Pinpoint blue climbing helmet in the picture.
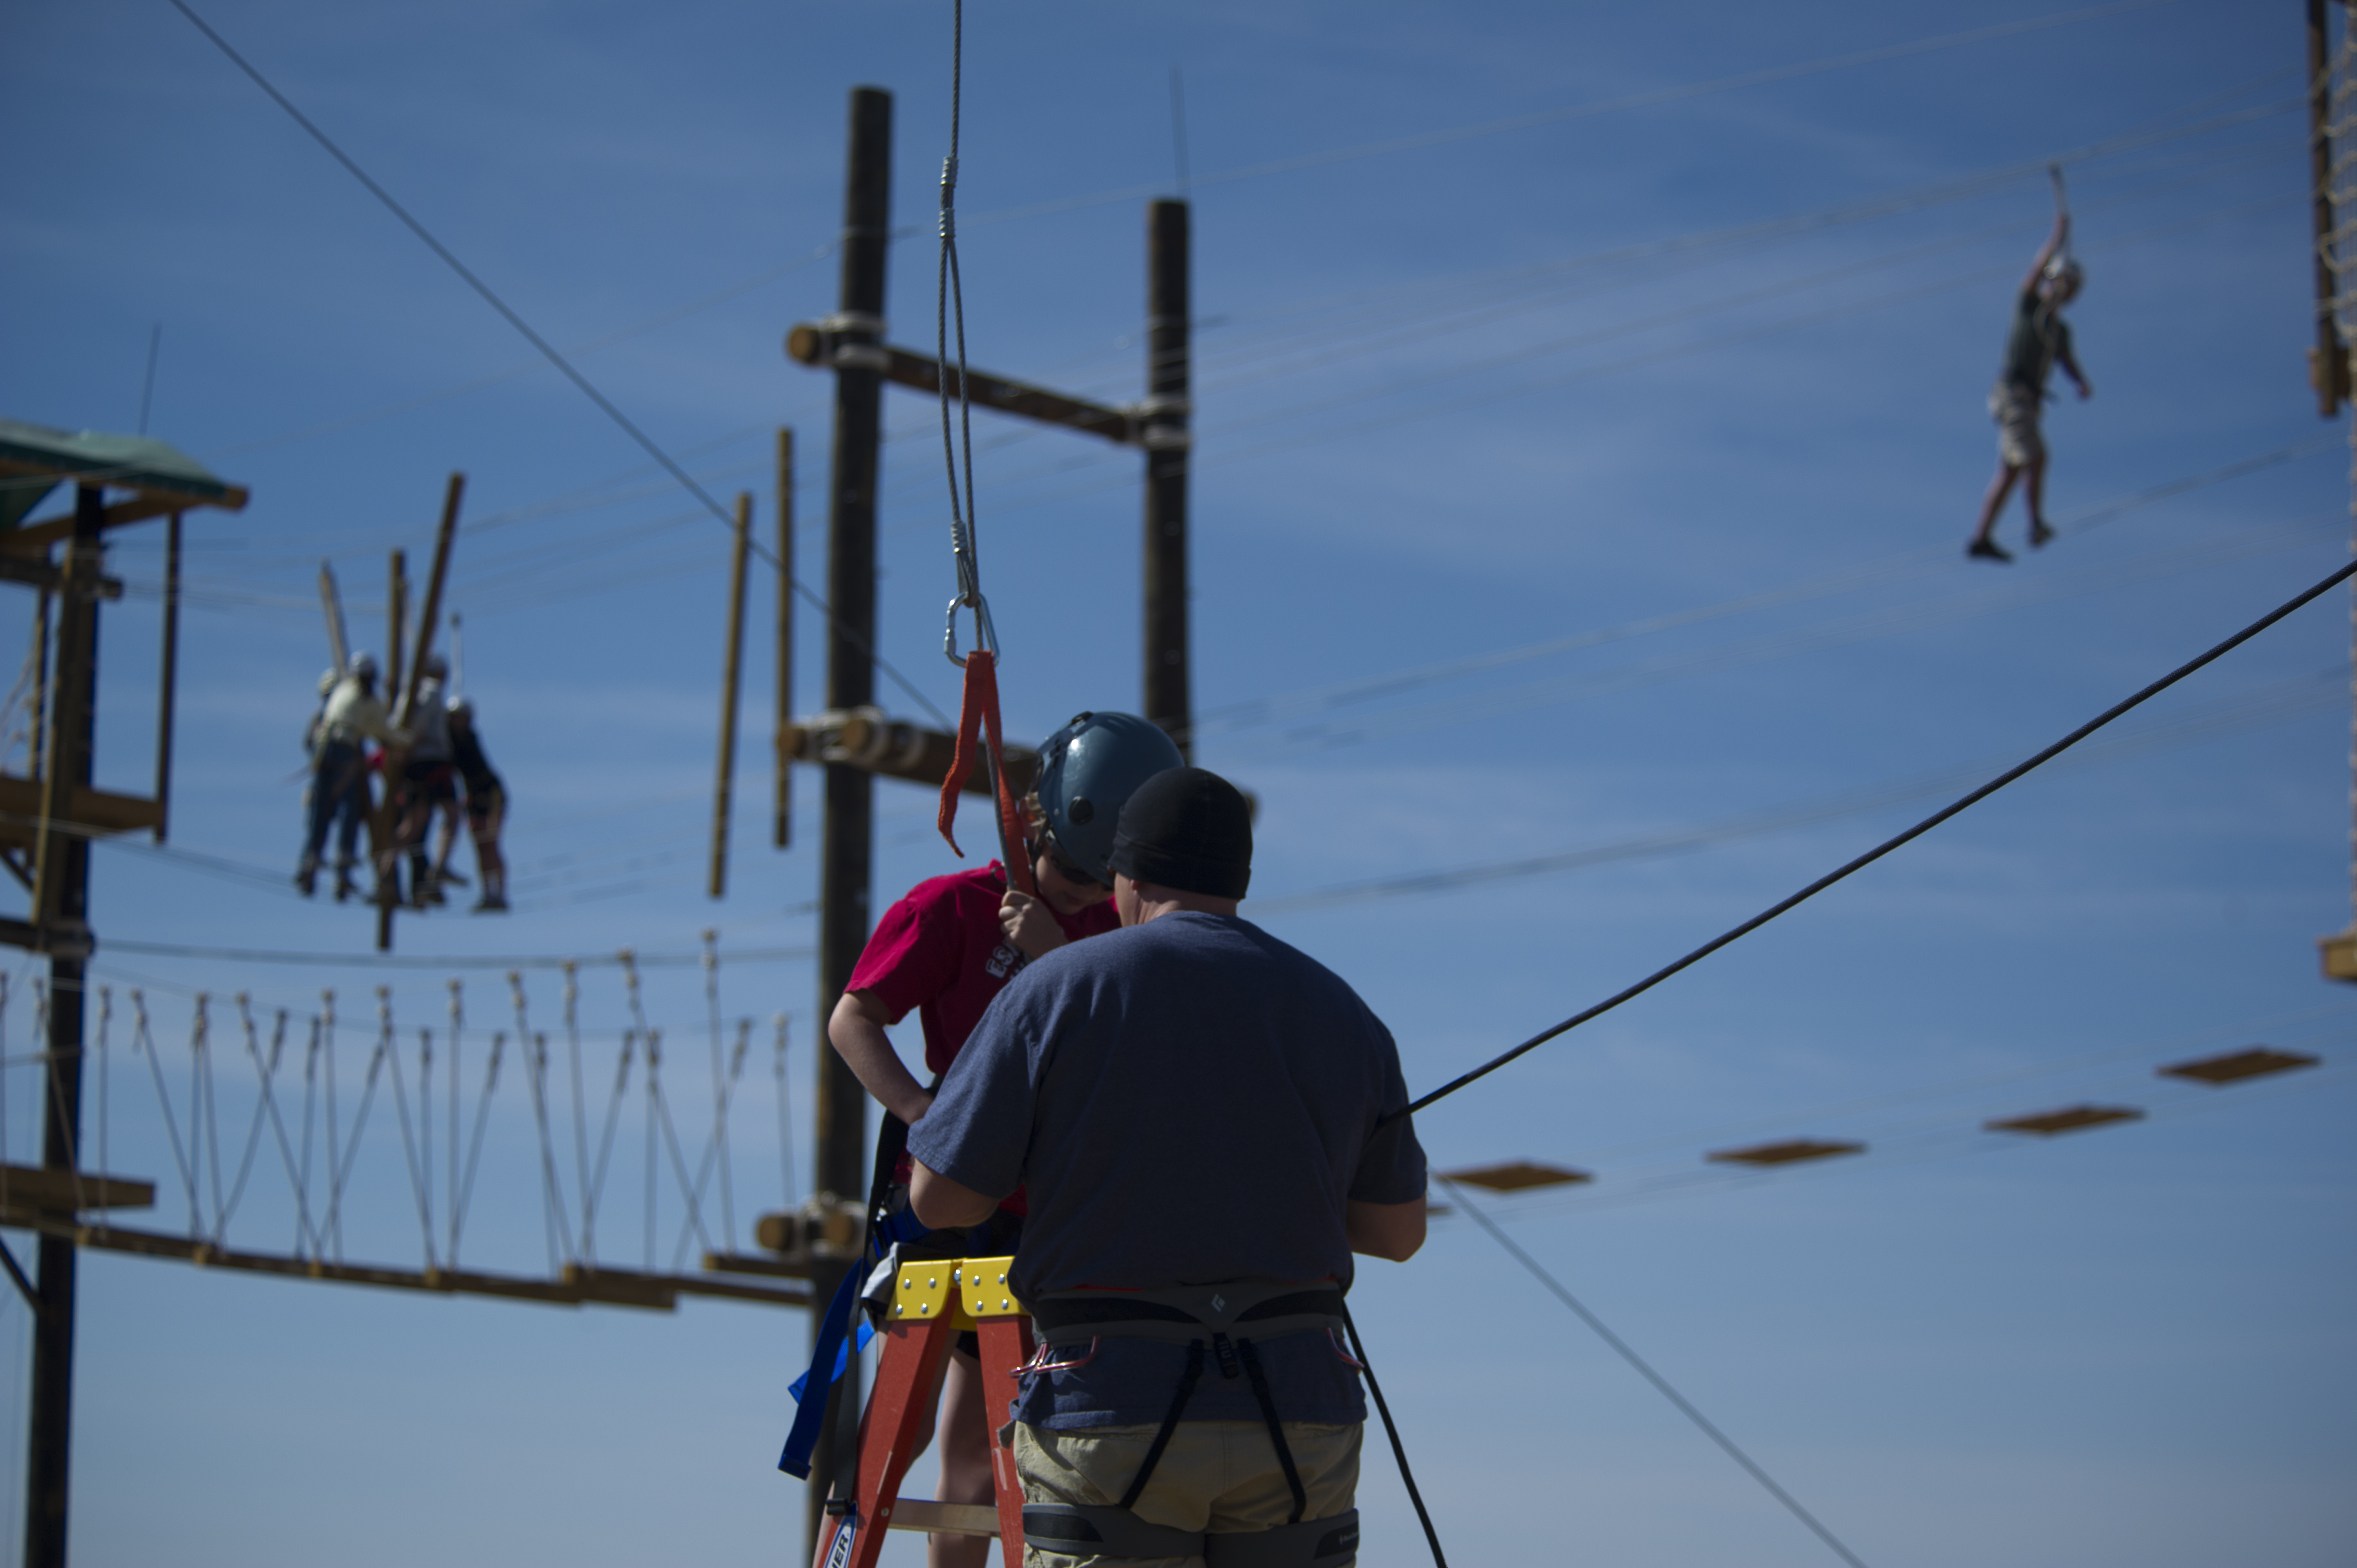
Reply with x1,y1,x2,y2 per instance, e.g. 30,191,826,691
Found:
1033,711,1184,885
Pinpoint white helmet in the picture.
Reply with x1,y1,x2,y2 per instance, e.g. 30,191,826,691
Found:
348,652,379,678
318,669,339,696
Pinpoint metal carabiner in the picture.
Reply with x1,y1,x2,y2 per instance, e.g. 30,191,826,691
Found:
943,593,1000,668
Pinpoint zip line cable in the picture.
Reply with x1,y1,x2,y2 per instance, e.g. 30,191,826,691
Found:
1441,1179,1872,1568
931,0,2190,235
161,0,951,729
1393,557,2357,1122
936,0,994,664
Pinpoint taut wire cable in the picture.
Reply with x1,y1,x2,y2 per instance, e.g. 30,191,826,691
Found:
162,0,951,729
1394,556,2357,1122
1443,1179,1870,1568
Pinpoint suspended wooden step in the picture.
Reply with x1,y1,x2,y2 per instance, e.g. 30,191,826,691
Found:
0,1164,153,1219
1707,1138,1864,1167
2158,1046,2319,1085
1440,1159,1591,1192
1985,1104,2143,1137
0,774,162,852
2317,928,2357,983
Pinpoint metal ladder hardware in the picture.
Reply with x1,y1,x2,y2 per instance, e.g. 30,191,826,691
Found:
814,1254,1032,1568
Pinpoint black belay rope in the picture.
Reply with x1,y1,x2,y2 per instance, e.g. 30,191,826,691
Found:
1392,555,2357,1124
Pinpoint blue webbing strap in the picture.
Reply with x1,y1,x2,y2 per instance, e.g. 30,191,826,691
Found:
776,1206,936,1479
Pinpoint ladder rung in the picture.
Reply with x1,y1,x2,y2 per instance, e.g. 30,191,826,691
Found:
882,1499,1000,1538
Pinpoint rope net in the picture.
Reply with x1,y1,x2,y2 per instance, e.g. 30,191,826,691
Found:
2,944,819,1310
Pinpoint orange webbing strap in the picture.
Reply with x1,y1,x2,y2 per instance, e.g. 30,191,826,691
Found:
936,649,1037,899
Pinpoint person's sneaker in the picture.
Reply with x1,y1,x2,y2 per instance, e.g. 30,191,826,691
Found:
294,864,318,898
472,894,509,914
334,874,358,904
1967,538,2013,563
2029,517,2056,550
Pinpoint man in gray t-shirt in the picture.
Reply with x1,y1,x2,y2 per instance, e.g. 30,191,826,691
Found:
909,766,1425,1566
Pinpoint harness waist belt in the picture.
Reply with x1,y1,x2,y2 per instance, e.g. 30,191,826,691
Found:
1031,1283,1346,1347
1022,1506,1358,1567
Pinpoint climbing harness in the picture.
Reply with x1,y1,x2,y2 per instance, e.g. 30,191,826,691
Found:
809,1257,1395,1568
1019,1282,1362,1565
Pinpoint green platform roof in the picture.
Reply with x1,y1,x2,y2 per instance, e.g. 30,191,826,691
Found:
0,417,245,532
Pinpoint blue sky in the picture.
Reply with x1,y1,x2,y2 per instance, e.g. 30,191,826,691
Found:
4,1,2353,1564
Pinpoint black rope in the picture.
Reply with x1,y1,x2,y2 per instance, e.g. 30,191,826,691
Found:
1336,1298,1448,1568
1393,556,2357,1123
162,0,951,730
1444,1179,1870,1568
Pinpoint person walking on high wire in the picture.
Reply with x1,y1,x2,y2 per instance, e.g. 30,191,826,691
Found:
1967,180,2091,563
826,711,1183,1568
908,764,1427,1567
297,653,404,901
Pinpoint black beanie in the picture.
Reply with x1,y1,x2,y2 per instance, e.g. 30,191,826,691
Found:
1108,766,1253,899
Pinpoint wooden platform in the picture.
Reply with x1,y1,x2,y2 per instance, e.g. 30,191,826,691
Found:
0,774,162,850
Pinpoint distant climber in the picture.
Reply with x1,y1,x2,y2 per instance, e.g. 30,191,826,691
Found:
393,654,462,907
297,654,404,901
1967,187,2091,563
442,697,508,913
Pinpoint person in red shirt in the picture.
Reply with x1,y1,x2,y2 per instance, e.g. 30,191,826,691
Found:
826,711,1183,1568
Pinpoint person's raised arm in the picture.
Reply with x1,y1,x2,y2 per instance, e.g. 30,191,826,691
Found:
2022,210,2069,296
827,989,933,1126
1347,1196,1427,1262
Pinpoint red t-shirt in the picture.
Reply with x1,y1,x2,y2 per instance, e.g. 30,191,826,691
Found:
847,862,1119,1076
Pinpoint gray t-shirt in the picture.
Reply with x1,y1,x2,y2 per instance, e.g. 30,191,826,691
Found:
907,911,1426,1427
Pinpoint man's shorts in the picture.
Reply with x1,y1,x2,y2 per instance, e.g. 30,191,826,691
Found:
1989,383,2045,468
402,759,458,805
1013,1420,1361,1568
465,783,505,839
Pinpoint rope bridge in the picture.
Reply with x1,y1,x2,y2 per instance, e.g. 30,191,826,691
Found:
1,941,838,1315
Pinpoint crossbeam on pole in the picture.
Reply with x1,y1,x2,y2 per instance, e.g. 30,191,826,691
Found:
787,326,1137,446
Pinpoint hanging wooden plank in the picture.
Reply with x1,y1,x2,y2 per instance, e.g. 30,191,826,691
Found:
1440,1160,1591,1192
1984,1105,2144,1137
1706,1138,1864,1167
2160,1046,2320,1085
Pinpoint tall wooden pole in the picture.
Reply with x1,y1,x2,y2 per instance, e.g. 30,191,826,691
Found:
809,83,891,1554
153,513,181,843
1143,199,1192,758
374,550,409,951
399,474,465,724
24,485,102,1568
774,429,795,850
2311,0,2345,417
711,492,753,899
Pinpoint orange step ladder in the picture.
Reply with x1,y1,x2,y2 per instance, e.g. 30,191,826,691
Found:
816,1254,1035,1568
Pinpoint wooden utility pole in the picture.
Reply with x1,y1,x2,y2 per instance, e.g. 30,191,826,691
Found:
24,486,102,1568
2310,0,2348,416
774,429,795,849
1142,199,1192,757
152,514,181,843
711,492,753,898
809,82,891,1553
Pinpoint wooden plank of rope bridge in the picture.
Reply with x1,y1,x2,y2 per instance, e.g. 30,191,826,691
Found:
668,1274,814,1309
1440,1159,1590,1192
1706,1138,1865,1168
0,1165,152,1214
702,1249,817,1280
561,1263,680,1310
1984,1105,2144,1137
884,1500,999,1538
2159,1046,2320,1085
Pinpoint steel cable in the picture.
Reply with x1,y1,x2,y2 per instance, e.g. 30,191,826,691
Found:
1393,557,2357,1122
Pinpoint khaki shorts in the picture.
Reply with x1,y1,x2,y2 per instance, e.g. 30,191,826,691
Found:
1013,1419,1361,1568
1989,384,2045,468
